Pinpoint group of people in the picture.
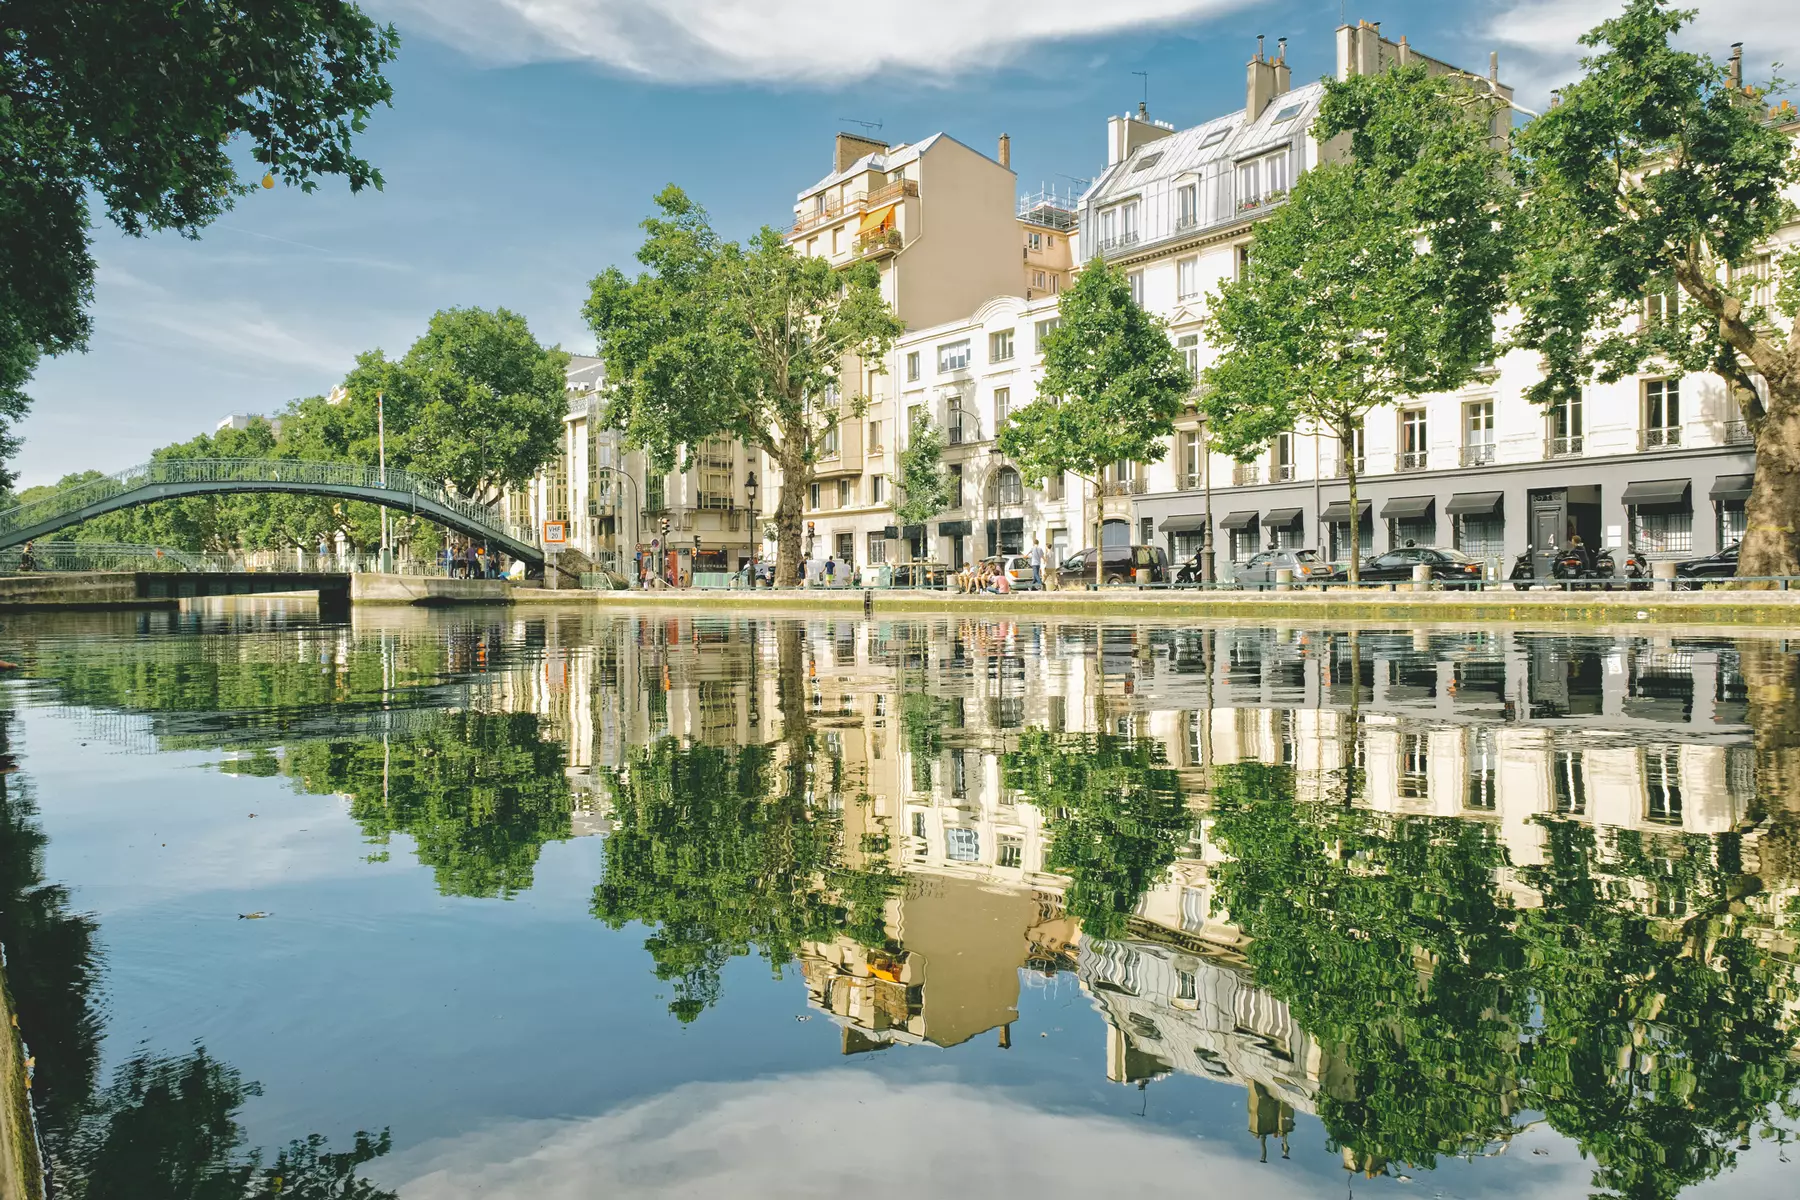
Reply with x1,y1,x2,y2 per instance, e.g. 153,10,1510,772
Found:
954,560,1013,594
441,543,503,578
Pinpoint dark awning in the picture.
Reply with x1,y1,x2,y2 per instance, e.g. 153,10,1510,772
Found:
1621,479,1691,507
1445,491,1503,516
938,520,972,536
1219,510,1260,530
1159,513,1210,532
1709,474,1754,502
999,516,1024,534
1320,499,1372,522
902,524,926,540
1263,507,1303,527
1381,495,1435,520
881,525,900,539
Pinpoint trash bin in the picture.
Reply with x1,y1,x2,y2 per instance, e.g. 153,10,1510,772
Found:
1134,568,1152,587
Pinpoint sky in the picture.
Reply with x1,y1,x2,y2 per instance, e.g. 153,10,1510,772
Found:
15,0,1794,487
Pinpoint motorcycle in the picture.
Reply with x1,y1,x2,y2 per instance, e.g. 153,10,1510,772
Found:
1174,558,1202,586
1509,545,1647,590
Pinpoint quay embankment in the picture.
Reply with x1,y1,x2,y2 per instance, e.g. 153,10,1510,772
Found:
0,957,43,1200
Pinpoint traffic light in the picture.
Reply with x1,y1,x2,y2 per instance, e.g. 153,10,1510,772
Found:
660,516,670,538
807,521,815,537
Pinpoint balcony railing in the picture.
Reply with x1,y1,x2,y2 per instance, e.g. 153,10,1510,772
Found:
1723,419,1754,445
1321,458,1365,480
1271,463,1296,482
1094,231,1142,255
1232,464,1261,487
790,178,919,237
1102,479,1147,497
1639,426,1681,451
1545,435,1584,459
1396,450,1429,472
1460,442,1496,467
855,227,903,256
1177,472,1204,491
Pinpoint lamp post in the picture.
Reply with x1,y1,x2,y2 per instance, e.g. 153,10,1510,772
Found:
1200,418,1216,585
377,389,392,573
744,470,760,586
593,465,640,581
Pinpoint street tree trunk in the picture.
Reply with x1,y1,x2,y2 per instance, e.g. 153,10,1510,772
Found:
773,455,806,588
1740,383,1800,582
1345,452,1362,585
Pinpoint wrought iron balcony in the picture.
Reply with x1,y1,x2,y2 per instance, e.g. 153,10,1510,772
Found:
1460,442,1496,467
1638,426,1682,451
1231,464,1261,486
1544,435,1584,459
1271,463,1297,482
1176,472,1204,491
1396,450,1429,473
1723,419,1754,445
1321,457,1365,481
1102,479,1147,497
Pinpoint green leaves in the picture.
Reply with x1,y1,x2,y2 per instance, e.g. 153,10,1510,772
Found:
998,260,1189,487
893,412,950,526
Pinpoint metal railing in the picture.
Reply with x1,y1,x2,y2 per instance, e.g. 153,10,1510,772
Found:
0,458,538,551
1545,435,1584,459
1396,450,1429,472
1232,464,1261,486
790,178,918,236
0,541,441,576
1321,458,1365,481
1461,443,1496,467
1639,426,1682,450
1723,420,1754,445
1271,463,1297,482
1102,479,1147,497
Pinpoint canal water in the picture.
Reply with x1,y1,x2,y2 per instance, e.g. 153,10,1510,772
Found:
1,604,1796,1198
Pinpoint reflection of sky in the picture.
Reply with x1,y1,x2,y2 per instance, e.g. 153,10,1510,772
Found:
9,620,1799,1200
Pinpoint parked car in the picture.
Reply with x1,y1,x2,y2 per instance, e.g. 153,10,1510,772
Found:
1332,546,1486,588
889,561,950,589
1058,545,1170,587
977,554,1045,591
1675,542,1739,586
1229,548,1332,590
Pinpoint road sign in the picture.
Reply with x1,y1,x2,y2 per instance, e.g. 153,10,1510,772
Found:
542,520,567,544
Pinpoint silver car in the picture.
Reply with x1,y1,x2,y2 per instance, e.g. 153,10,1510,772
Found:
1233,548,1331,590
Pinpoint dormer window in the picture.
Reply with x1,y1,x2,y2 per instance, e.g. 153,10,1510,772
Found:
1199,126,1230,150
1132,151,1164,173
1271,101,1303,124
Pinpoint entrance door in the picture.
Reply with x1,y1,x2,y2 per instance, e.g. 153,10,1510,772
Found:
1530,493,1566,578
949,537,965,570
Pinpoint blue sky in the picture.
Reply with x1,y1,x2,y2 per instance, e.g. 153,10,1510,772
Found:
16,0,1788,486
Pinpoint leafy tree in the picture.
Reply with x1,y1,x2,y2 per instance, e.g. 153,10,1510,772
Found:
998,260,1190,559
1001,728,1191,939
1202,66,1516,578
287,712,573,899
585,186,904,586
343,307,569,505
0,1,399,490
1511,0,1800,578
893,412,951,530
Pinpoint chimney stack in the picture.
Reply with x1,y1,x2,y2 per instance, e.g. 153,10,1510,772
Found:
1275,37,1291,93
1247,33,1284,120
834,131,888,173
998,133,1011,169
1729,42,1744,89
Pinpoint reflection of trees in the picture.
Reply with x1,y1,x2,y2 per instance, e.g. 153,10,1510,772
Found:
1206,763,1800,1195
287,711,573,899
593,738,892,1023
60,1048,394,1200
1002,730,1191,940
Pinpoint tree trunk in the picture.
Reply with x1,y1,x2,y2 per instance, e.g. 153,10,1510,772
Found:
1346,459,1362,584
773,458,805,588
1743,638,1800,885
1740,382,1800,582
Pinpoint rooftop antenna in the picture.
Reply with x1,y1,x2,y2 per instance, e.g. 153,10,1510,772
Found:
838,117,883,133
1132,70,1149,115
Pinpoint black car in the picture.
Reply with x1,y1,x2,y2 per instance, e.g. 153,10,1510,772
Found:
1058,545,1170,587
1331,546,1486,587
1675,542,1739,585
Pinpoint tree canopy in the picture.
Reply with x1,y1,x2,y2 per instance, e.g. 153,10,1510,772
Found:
1201,65,1517,577
893,411,951,528
585,186,903,585
997,260,1190,553
1510,0,1800,577
0,0,400,490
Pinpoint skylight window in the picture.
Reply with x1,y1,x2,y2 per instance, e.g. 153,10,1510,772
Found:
1271,102,1304,124
1132,151,1164,173
1198,126,1230,150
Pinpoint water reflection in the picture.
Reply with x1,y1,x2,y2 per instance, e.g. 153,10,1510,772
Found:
3,608,1797,1196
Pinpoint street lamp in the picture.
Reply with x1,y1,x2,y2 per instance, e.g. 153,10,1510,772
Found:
744,471,760,586
376,389,392,573
1200,417,1216,585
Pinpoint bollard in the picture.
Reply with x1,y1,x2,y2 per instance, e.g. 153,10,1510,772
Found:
1274,567,1294,592
1653,559,1677,593
1411,562,1433,593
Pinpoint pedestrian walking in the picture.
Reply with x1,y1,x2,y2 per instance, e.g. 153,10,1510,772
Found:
825,555,837,587
1028,538,1044,588
463,543,477,578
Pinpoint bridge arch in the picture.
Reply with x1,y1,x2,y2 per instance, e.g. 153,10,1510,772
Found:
0,459,542,565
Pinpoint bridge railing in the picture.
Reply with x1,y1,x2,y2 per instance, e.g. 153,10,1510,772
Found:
0,459,538,549
0,542,223,573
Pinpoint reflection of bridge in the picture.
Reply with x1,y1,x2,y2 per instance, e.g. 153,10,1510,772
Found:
0,459,542,565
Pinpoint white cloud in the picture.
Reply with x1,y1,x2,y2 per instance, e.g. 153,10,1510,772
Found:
96,265,361,374
379,1070,1353,1199
373,0,1247,85
1486,0,1799,102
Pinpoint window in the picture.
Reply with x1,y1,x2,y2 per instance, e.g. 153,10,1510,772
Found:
1035,317,1060,351
1552,749,1586,815
808,481,821,509
867,531,887,563
906,403,923,435
1199,125,1230,149
1399,408,1428,470
1178,430,1203,489
1098,205,1116,247
1635,506,1693,554
1031,270,1047,290
1718,500,1746,546
949,465,964,508
1180,888,1207,932
1273,431,1295,481
1463,400,1495,465
1400,733,1429,799
1548,394,1583,456
1047,473,1064,502
1027,230,1043,252
1131,151,1163,173
906,351,920,382
997,467,1023,506
945,827,980,862
948,402,970,445
938,339,971,372
645,473,665,513
1735,254,1776,311
1271,101,1304,123
910,810,926,839
1177,183,1198,229
1230,524,1259,563
998,837,1023,869
1235,243,1251,281
1466,732,1497,811
831,226,842,255
994,387,1011,428
989,329,1014,362
821,423,839,458
1128,270,1144,306
1236,159,1261,209
1456,516,1504,557
1392,514,1435,547
1645,749,1683,824
838,479,851,508
870,474,885,504
1264,151,1289,198
1644,280,1679,325
806,236,818,255
1643,377,1681,447
1176,332,1200,380
868,420,883,453
1177,256,1199,299
1120,200,1139,244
